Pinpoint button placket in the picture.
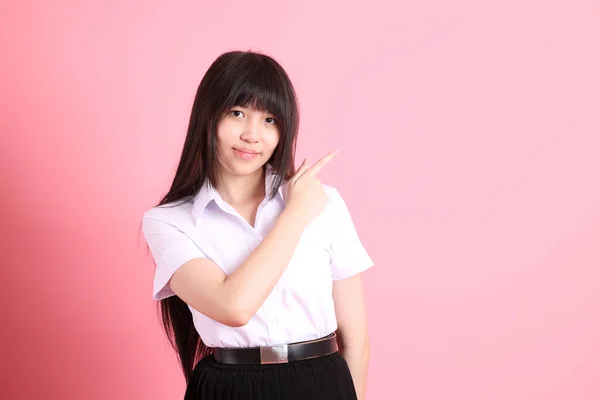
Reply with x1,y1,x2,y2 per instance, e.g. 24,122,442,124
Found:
268,317,284,343
248,229,262,248
261,295,274,345
263,289,285,345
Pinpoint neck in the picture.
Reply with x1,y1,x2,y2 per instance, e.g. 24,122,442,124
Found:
216,166,266,206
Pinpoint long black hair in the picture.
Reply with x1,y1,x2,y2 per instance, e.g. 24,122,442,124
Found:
144,50,299,382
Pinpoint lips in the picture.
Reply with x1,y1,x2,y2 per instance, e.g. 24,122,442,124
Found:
233,148,259,154
233,148,261,160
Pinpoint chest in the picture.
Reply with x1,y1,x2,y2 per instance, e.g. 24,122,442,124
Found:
190,200,334,290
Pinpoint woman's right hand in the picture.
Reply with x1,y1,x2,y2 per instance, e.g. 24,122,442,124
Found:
283,150,339,228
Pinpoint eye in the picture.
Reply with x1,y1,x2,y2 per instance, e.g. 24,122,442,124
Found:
265,117,277,125
230,110,244,118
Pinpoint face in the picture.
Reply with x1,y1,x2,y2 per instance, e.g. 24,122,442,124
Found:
215,104,280,178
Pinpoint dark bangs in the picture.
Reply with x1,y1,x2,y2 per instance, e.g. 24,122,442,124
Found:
214,52,296,130
224,61,289,117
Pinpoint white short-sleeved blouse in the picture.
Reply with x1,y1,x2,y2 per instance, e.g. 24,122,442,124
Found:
142,167,374,348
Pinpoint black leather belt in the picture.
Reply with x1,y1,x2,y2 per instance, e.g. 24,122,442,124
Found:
212,332,338,364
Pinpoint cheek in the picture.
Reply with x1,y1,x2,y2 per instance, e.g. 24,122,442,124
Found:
266,129,281,151
215,123,225,142
215,122,234,146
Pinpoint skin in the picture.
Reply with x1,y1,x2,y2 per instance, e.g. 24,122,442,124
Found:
169,104,370,399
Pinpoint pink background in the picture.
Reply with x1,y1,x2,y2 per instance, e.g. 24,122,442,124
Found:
2,1,599,399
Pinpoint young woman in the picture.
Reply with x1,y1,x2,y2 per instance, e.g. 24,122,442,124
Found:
142,50,374,399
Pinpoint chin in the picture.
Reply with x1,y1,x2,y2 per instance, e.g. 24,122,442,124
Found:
224,160,265,176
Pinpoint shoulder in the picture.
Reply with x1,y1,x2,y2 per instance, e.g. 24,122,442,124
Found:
321,183,337,197
141,197,196,233
319,184,359,223
320,184,344,216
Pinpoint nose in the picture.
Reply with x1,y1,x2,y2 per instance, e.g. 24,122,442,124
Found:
240,117,261,143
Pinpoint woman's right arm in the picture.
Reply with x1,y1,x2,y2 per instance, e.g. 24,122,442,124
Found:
168,150,338,327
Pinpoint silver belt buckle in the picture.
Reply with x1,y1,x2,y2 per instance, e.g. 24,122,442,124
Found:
260,344,289,364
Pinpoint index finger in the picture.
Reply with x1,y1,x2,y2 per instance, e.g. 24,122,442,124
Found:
306,150,339,177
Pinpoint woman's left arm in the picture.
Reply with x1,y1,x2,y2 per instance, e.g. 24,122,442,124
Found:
333,273,370,400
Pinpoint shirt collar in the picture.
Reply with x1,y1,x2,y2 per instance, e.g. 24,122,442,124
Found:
191,164,286,225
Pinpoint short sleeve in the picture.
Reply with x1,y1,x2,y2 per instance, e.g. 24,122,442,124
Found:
142,215,206,300
329,189,374,280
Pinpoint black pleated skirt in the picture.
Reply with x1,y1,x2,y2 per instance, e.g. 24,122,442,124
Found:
184,351,357,400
